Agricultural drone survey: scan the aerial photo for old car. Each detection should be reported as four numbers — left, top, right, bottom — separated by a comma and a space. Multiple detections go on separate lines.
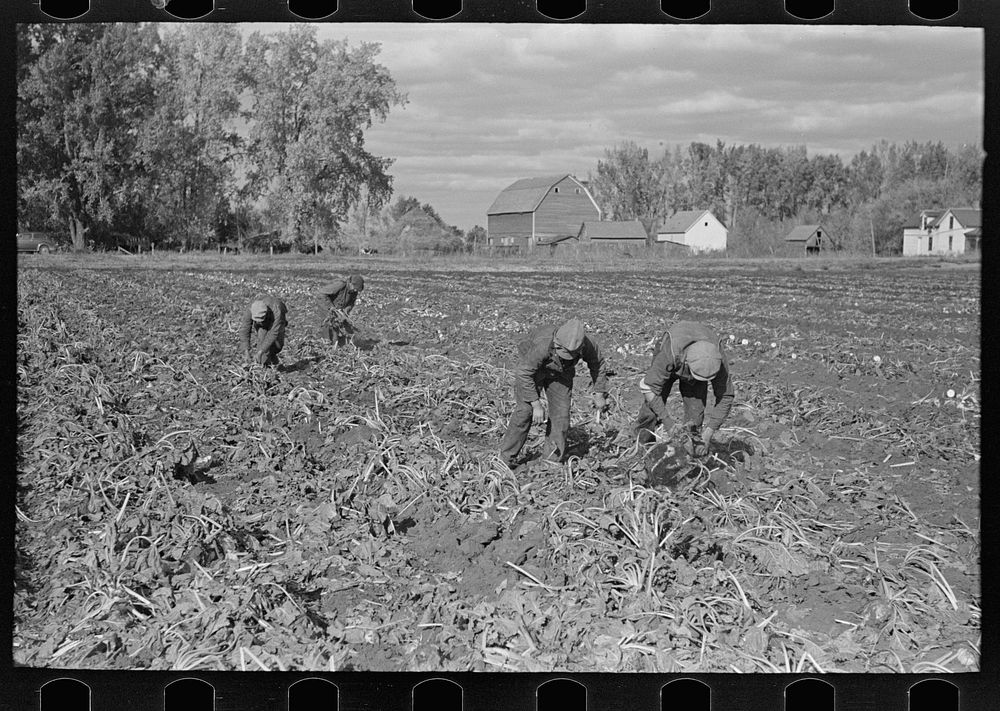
17, 231, 59, 254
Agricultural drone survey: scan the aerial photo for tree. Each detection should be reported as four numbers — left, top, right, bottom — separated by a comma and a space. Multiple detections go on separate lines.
138, 24, 246, 249
391, 206, 462, 253
339, 185, 394, 253
465, 225, 488, 252
18, 24, 163, 250
946, 143, 984, 204
847, 149, 884, 205
803, 153, 850, 215
589, 141, 673, 243
389, 195, 422, 221
678, 141, 725, 216
243, 26, 406, 253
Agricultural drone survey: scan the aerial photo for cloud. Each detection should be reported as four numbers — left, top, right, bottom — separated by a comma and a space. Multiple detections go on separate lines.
268, 23, 984, 229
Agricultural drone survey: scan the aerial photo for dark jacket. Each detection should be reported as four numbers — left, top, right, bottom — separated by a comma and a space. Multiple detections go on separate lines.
515, 324, 609, 403
240, 294, 288, 353
641, 321, 734, 429
319, 280, 359, 314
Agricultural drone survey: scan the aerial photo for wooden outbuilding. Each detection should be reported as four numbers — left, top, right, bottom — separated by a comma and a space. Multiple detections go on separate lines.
578, 220, 648, 247
487, 174, 601, 249
783, 224, 832, 257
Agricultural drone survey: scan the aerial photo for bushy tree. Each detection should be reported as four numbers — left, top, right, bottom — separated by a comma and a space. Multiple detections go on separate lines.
589, 141, 673, 242
18, 24, 164, 250
465, 225, 488, 252
389, 195, 422, 221
339, 185, 395, 253
243, 26, 406, 253
138, 24, 246, 249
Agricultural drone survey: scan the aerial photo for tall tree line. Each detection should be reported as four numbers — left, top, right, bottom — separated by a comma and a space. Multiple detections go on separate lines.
589, 139, 982, 255
17, 23, 406, 252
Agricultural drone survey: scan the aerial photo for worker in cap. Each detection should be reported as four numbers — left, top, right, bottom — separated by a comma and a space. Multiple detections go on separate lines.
633, 321, 734, 455
499, 317, 610, 468
318, 274, 365, 347
239, 293, 288, 366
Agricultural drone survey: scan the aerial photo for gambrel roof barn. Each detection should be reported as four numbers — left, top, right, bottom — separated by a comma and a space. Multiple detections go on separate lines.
487, 175, 601, 249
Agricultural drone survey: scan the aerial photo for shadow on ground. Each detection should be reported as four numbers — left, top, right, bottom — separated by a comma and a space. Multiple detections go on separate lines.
280, 355, 323, 372
564, 425, 591, 459
711, 436, 755, 466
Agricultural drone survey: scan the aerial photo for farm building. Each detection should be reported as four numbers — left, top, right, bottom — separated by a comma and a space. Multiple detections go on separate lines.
578, 220, 648, 247
902, 207, 981, 256
531, 220, 648, 256
783, 224, 833, 257
486, 175, 601, 249
655, 209, 727, 253
535, 233, 578, 256
902, 210, 944, 255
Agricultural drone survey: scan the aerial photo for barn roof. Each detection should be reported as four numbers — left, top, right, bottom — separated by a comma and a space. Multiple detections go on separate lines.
581, 220, 647, 240
487, 174, 575, 215
657, 209, 711, 234
785, 225, 822, 242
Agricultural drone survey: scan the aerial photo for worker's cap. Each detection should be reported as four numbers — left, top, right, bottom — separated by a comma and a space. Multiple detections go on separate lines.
349, 274, 365, 291
250, 300, 269, 321
554, 318, 586, 356
685, 340, 722, 381
318, 282, 341, 296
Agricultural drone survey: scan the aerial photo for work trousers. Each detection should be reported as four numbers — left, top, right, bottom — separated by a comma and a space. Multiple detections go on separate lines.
634, 378, 708, 445
499, 373, 573, 464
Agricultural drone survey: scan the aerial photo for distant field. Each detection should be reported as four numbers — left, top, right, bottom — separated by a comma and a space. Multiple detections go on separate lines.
15, 256, 980, 672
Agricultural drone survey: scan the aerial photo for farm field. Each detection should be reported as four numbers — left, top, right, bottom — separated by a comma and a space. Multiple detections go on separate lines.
14, 256, 980, 673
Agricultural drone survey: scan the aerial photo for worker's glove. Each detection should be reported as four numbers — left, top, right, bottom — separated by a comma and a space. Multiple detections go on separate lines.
691, 427, 714, 457
255, 350, 267, 365
593, 392, 610, 413
531, 401, 546, 425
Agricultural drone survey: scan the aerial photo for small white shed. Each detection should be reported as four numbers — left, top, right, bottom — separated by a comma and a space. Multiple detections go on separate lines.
656, 209, 727, 253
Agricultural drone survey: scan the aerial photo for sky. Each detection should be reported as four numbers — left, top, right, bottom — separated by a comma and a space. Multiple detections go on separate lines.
255, 24, 983, 231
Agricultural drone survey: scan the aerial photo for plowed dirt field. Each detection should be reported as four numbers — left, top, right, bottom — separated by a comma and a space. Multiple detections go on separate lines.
15, 256, 980, 673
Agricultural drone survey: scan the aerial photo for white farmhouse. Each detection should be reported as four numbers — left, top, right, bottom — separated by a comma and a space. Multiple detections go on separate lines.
902, 208, 980, 256
931, 208, 981, 254
902, 210, 943, 256
656, 209, 727, 253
